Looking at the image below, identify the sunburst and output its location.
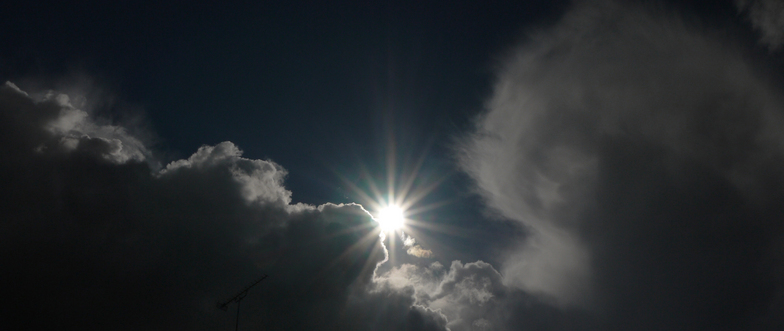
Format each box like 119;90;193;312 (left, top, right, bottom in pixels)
330;127;460;271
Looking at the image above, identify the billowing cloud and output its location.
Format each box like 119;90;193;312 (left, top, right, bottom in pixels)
2;78;604;330
0;81;449;330
5;81;151;164
460;0;784;329
378;260;598;331
736;0;784;50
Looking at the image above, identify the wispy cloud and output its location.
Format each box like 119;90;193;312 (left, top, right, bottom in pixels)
459;0;784;328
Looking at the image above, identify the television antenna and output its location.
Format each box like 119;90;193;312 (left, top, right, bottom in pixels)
218;274;268;331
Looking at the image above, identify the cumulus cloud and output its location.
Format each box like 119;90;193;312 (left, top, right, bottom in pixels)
460;0;784;328
0;81;449;330
1;78;603;330
736;0;784;50
4;82;151;164
378;260;598;331
161;142;295;206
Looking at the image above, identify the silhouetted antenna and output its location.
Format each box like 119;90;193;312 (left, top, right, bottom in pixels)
218;274;268;331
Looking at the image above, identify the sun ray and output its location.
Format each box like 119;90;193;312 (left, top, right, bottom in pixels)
386;126;397;206
398;172;452;211
311;226;385;283
360;163;387;209
387;227;397;267
327;111;478;271
400;199;454;219
403;218;474;238
334;172;380;209
393;136;435;206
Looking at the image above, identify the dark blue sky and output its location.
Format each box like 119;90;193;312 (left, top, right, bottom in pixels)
0;0;571;264
1;1;561;201
0;0;746;203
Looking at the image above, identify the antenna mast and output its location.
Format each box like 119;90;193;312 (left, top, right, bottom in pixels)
218;274;268;331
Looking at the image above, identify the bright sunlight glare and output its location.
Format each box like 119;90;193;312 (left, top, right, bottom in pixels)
376;205;405;232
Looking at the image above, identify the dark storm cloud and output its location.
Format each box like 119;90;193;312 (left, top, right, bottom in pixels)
0;82;448;330
460;0;784;329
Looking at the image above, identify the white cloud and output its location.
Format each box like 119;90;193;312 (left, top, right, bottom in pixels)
378;261;505;331
403;233;434;258
162;142;294;206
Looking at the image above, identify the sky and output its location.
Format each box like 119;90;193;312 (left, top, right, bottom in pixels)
2;0;784;330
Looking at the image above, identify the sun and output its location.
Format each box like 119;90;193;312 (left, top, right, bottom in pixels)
376;205;405;232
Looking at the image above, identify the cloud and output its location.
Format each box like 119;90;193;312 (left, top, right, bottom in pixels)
378;260;598;331
0;81;449;330
403;233;434;258
736;0;784;50
407;246;434;258
459;0;784;328
2;78;604;330
161;141;294;206
6;1;784;329
5;81;151;164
